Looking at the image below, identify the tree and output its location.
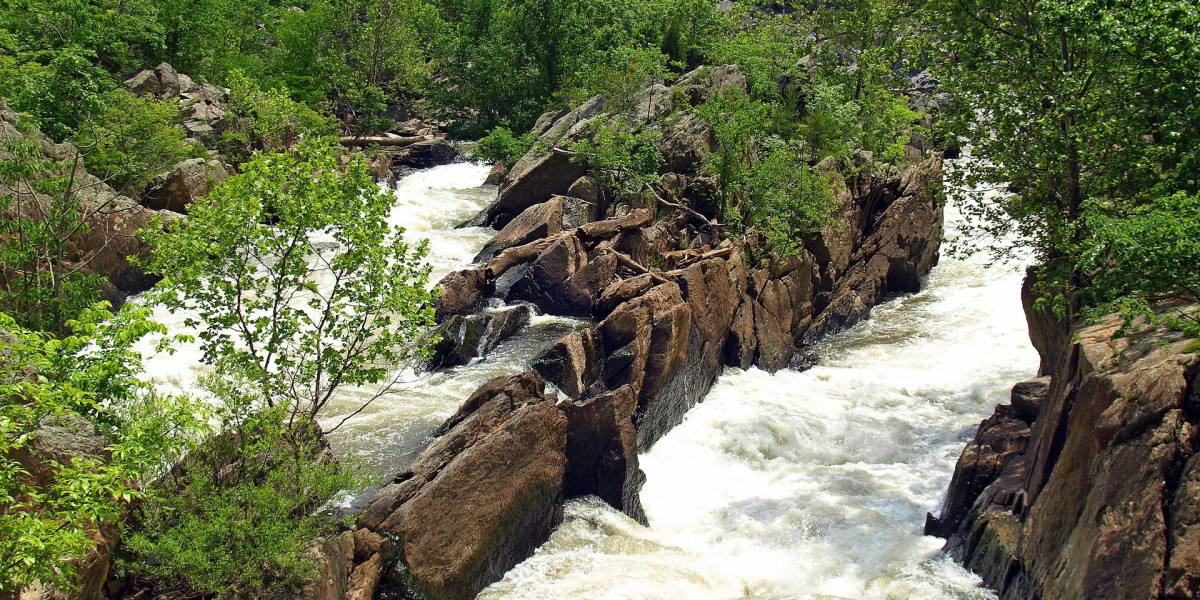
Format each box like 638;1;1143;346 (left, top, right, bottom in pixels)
142;137;437;427
0;304;205;596
929;0;1200;318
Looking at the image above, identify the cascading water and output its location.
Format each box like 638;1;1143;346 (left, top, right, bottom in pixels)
137;163;582;475
475;200;1040;599
138;160;1038;599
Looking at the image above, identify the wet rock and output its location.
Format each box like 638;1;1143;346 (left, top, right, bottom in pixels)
474;198;563;263
392;139;459;169
434;267;490;321
509;237;617;318
936;305;1200;600
426;304;533;370
534;328;601;398
359;372;567;600
561;385;647;523
484;162;507;186
142;158;229;213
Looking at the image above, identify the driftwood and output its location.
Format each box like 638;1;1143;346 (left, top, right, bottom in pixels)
676;246;733;269
646;184;722;232
338;135;426;147
483;234;567;280
577;208;653;242
598;248;670;285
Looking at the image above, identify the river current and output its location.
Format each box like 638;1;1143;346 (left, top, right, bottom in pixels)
138;162;1039;599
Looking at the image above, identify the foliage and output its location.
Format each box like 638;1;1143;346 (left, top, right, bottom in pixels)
567;120;663;203
0;304;205;595
472;126;536;167
1078;192;1200;336
141;138;437;424
121;399;358;597
72;91;203;197
0;46;113;142
0;129;107;333
929;0;1200;317
218;71;336;165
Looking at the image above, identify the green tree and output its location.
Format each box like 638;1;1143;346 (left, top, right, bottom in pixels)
929;0;1200;317
218;71;336;165
1;304;205;596
142;138;437;426
568;120;664;206
72;90;202;197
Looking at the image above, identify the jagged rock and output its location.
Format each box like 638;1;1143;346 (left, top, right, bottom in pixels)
484;162;507;186
561;385;647;523
509;237;618;318
533;328;601;398
142;158;229;213
426;304;533;369
301;533;354;600
1021;268;1070;376
472;150;586;229
566;176;599;204
124;63;187;98
474;198;563;263
558;195;597;229
392;139;459;169
345;552;383;600
935;305;1200;600
434;267;490;321
359;372;567;600
0;103;164;300
656;111;713;173
595;274;655;319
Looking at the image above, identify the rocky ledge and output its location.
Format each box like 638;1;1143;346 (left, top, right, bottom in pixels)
360;65;947;599
928;297;1200;600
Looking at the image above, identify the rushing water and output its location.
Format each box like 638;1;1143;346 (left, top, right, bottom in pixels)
475;202;1040;599
139;161;1040;599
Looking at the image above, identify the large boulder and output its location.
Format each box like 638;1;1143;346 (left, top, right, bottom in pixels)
426;304;533;370
474;198;563;263
358;372;568;600
142;158;229;213
472;150;586;229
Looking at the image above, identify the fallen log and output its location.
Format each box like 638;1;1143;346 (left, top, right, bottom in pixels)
339;135;426;147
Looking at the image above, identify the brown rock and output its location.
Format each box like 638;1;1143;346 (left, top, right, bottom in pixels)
484;162;507;186
434;267;490;321
533;329;601;398
566;176;599;204
475;198;563;263
359;372;567;600
561;385;647;523
142;158;229;213
300;532;354;600
477;150;586;229
345;552;383;600
595;274;655;318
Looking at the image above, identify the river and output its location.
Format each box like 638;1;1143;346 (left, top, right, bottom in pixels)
139;162;1039;599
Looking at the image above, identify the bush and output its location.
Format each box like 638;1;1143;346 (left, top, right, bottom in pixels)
73;90;204;197
121;401;359;598
218;71;336;165
471;126;536;167
0;304;205;595
567;120;663;204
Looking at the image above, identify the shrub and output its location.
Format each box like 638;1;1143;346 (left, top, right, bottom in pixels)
472;126;536;167
73;90;203;197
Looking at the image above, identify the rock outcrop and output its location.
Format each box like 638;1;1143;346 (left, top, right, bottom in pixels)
363;64;946;599
0;101;170;304
929;304;1200;600
142;157;229;213
359;372;568;600
125;63;229;141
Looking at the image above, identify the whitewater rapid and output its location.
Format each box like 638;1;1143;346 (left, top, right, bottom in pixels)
476;203;1039;599
137;161;1039;599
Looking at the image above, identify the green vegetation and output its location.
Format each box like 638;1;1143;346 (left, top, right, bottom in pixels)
0;304;204;594
472;126;537;167
142;138;436;423
4;0;1200;595
929;0;1200;323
